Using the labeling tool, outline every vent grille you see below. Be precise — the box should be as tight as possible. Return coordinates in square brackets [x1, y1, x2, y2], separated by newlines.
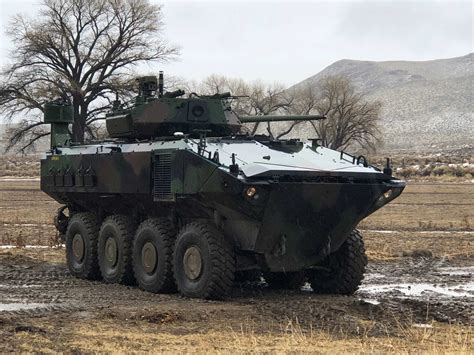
[153, 153, 173, 200]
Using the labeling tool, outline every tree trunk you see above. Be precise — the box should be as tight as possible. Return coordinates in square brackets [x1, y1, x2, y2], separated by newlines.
[72, 101, 85, 143]
[72, 119, 85, 143]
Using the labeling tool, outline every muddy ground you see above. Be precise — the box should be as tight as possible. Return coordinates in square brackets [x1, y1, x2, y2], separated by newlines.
[0, 179, 473, 352]
[0, 248, 472, 352]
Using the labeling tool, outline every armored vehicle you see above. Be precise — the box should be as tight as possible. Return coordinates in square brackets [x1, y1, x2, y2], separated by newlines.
[41, 73, 405, 299]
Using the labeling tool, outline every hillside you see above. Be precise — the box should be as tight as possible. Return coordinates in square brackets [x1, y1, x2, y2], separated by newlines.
[291, 54, 473, 153]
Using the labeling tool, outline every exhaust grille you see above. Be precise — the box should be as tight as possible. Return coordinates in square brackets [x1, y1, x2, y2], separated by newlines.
[153, 153, 173, 200]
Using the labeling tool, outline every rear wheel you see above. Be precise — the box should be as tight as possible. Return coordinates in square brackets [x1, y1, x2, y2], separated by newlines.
[98, 215, 135, 285]
[173, 222, 235, 299]
[133, 218, 176, 293]
[263, 271, 306, 290]
[308, 229, 367, 295]
[65, 212, 100, 280]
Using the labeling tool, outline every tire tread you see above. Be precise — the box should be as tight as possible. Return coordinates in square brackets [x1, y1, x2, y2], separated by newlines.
[133, 218, 176, 293]
[66, 212, 100, 280]
[309, 229, 367, 295]
[174, 222, 235, 300]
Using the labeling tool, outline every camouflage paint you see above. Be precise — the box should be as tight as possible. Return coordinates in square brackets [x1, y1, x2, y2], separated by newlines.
[40, 80, 405, 272]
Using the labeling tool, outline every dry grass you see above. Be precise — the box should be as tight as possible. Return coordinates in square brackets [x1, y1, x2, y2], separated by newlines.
[360, 183, 474, 232]
[0, 155, 40, 177]
[7, 316, 472, 353]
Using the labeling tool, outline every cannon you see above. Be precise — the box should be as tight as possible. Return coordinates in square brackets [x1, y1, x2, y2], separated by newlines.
[239, 114, 325, 123]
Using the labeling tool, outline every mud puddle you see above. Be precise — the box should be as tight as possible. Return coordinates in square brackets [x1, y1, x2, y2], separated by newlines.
[0, 303, 50, 312]
[360, 282, 474, 299]
[356, 259, 473, 324]
[359, 265, 474, 299]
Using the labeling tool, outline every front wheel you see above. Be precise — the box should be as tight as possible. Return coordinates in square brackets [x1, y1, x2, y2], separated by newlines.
[308, 230, 367, 295]
[173, 222, 235, 300]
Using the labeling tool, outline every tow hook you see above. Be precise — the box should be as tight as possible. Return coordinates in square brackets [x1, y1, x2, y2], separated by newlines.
[54, 206, 69, 240]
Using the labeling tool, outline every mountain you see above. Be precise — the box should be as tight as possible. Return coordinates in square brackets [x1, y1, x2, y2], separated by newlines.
[291, 54, 473, 153]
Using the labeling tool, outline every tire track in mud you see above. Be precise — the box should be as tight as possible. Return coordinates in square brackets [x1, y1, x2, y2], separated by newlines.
[0, 264, 86, 317]
[0, 252, 472, 326]
[358, 259, 474, 325]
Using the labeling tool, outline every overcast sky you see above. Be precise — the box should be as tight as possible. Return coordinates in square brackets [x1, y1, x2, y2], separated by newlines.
[0, 0, 472, 86]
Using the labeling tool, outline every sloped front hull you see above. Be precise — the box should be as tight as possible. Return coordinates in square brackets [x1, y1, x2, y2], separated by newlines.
[254, 180, 404, 272]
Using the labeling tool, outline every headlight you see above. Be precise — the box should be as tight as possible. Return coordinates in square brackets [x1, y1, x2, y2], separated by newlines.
[245, 186, 257, 198]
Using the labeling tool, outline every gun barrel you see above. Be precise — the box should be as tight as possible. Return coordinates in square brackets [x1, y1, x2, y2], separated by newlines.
[239, 115, 326, 123]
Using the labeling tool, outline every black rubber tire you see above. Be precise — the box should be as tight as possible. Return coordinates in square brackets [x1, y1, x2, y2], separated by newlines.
[308, 229, 368, 295]
[173, 222, 235, 300]
[65, 212, 101, 280]
[263, 271, 306, 290]
[133, 218, 177, 293]
[98, 215, 135, 285]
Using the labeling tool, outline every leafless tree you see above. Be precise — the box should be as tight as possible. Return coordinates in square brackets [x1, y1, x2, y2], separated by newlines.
[293, 76, 382, 151]
[180, 74, 381, 149]
[195, 75, 296, 137]
[0, 0, 178, 152]
[188, 75, 294, 137]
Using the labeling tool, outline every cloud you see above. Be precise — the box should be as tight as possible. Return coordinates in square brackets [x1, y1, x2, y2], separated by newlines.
[334, 1, 473, 61]
[0, 0, 471, 85]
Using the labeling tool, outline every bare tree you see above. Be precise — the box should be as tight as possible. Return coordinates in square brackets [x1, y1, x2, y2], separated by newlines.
[243, 82, 296, 137]
[188, 75, 295, 138]
[179, 74, 381, 149]
[0, 0, 178, 152]
[305, 76, 382, 151]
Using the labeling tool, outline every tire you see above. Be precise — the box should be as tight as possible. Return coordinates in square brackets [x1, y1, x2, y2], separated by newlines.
[308, 229, 367, 295]
[173, 222, 235, 300]
[98, 215, 135, 285]
[263, 271, 306, 290]
[133, 218, 176, 293]
[65, 212, 100, 280]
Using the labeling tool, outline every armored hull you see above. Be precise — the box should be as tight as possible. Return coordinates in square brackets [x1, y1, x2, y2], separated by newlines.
[41, 136, 403, 273]
[40, 74, 405, 299]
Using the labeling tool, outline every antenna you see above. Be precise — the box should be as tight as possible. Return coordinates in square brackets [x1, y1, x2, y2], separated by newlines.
[158, 71, 164, 97]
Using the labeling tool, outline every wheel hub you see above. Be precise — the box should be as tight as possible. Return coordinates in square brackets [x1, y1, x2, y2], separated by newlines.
[72, 233, 85, 262]
[105, 237, 118, 267]
[183, 246, 203, 280]
[142, 242, 157, 274]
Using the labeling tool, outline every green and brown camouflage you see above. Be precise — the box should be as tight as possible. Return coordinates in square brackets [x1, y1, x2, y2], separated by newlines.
[41, 74, 404, 275]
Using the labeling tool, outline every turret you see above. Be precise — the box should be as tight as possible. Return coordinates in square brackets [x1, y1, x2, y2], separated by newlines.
[105, 74, 242, 139]
[105, 73, 325, 139]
